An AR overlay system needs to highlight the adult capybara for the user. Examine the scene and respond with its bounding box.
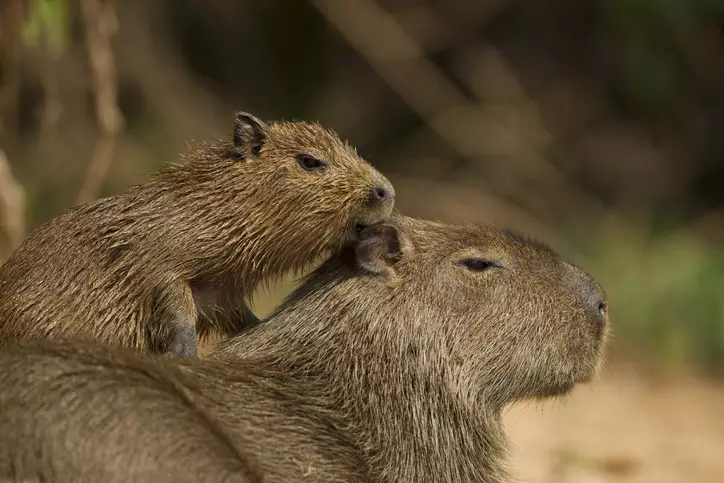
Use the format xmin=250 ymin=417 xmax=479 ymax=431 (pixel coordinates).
xmin=0 ymin=215 xmax=608 ymax=482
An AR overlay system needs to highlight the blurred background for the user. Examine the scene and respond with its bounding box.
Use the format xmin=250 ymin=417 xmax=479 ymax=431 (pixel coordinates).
xmin=1 ymin=0 xmax=723 ymax=481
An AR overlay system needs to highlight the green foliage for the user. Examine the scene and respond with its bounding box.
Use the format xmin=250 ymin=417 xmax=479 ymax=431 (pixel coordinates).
xmin=599 ymin=0 xmax=724 ymax=116
xmin=22 ymin=0 xmax=70 ymax=57
xmin=582 ymin=221 xmax=724 ymax=377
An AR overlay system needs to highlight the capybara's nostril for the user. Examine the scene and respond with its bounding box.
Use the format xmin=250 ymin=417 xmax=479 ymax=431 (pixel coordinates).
xmin=370 ymin=186 xmax=389 ymax=204
xmin=584 ymin=286 xmax=608 ymax=328
xmin=567 ymin=262 xmax=609 ymax=329
xmin=597 ymin=300 xmax=608 ymax=318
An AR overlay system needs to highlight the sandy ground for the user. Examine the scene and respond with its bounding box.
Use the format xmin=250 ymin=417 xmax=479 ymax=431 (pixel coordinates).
xmin=504 ymin=365 xmax=724 ymax=483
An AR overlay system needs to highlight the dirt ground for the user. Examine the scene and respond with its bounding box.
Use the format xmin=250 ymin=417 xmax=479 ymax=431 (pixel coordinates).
xmin=504 ymin=364 xmax=724 ymax=483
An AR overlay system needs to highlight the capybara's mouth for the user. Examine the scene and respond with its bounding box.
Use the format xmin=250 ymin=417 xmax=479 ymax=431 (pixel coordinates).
xmin=338 ymin=220 xmax=370 ymax=248
xmin=345 ymin=209 xmax=393 ymax=244
xmin=341 ymin=219 xmax=386 ymax=247
xmin=351 ymin=219 xmax=387 ymax=238
xmin=353 ymin=208 xmax=392 ymax=231
xmin=345 ymin=222 xmax=369 ymax=243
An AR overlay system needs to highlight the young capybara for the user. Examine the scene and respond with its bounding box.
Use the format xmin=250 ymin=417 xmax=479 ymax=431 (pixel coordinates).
xmin=0 ymin=111 xmax=394 ymax=357
xmin=0 ymin=215 xmax=609 ymax=483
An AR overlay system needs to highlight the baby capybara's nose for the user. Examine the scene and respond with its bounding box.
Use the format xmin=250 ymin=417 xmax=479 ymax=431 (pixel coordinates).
xmin=370 ymin=185 xmax=390 ymax=204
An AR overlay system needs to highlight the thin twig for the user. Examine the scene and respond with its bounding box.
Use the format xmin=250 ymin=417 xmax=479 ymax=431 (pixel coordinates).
xmin=38 ymin=50 xmax=63 ymax=144
xmin=76 ymin=0 xmax=123 ymax=206
xmin=0 ymin=149 xmax=25 ymax=262
xmin=309 ymin=0 xmax=608 ymax=221
xmin=0 ymin=0 xmax=25 ymax=150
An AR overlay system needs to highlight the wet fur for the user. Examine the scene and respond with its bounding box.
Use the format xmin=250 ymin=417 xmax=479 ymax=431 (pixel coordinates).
xmin=0 ymin=115 xmax=394 ymax=355
xmin=0 ymin=215 xmax=608 ymax=482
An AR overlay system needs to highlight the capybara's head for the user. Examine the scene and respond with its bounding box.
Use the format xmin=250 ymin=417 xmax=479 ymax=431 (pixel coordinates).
xmin=274 ymin=214 xmax=609 ymax=409
xmin=176 ymin=111 xmax=395 ymax=274
xmin=357 ymin=216 xmax=608 ymax=405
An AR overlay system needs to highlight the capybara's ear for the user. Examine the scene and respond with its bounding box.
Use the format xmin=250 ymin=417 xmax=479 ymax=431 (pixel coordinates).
xmin=355 ymin=224 xmax=403 ymax=276
xmin=233 ymin=111 xmax=269 ymax=160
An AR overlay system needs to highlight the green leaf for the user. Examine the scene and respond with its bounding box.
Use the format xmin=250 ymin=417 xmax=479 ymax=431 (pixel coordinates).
xmin=21 ymin=0 xmax=70 ymax=57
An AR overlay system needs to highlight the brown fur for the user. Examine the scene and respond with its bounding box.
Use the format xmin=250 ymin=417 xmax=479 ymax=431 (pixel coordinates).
xmin=0 ymin=214 xmax=608 ymax=482
xmin=0 ymin=112 xmax=394 ymax=356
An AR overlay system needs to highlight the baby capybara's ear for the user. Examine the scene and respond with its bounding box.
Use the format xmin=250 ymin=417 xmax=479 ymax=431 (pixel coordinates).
xmin=233 ymin=111 xmax=269 ymax=160
xmin=355 ymin=224 xmax=403 ymax=277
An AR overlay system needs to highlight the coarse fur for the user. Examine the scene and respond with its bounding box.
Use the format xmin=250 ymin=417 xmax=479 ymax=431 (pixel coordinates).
xmin=0 ymin=214 xmax=609 ymax=482
xmin=0 ymin=112 xmax=394 ymax=356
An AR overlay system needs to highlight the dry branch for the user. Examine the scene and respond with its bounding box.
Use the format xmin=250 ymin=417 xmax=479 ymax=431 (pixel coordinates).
xmin=0 ymin=0 xmax=26 ymax=150
xmin=76 ymin=0 xmax=123 ymax=205
xmin=310 ymin=0 xmax=608 ymax=222
xmin=0 ymin=149 xmax=25 ymax=262
xmin=38 ymin=52 xmax=63 ymax=143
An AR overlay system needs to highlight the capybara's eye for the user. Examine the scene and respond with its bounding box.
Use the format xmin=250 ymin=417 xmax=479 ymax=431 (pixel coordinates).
xmin=296 ymin=154 xmax=326 ymax=171
xmin=460 ymin=258 xmax=498 ymax=272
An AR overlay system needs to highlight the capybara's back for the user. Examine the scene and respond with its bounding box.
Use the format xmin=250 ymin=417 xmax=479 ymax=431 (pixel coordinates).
xmin=0 ymin=340 xmax=262 ymax=483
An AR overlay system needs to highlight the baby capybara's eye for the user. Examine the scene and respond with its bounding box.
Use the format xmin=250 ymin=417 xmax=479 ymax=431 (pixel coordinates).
xmin=296 ymin=154 xmax=326 ymax=171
